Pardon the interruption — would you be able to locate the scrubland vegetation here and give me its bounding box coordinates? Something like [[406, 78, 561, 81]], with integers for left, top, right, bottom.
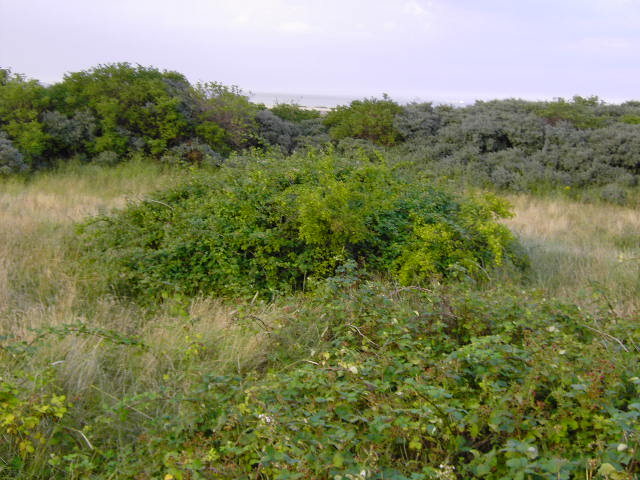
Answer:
[[1, 64, 639, 479]]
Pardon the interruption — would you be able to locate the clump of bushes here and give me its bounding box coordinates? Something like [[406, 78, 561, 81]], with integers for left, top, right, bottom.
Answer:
[[0, 131, 27, 175], [75, 151, 523, 301], [324, 96, 404, 146]]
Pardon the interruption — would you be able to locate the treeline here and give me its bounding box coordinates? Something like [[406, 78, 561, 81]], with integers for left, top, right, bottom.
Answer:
[[0, 63, 331, 174], [2, 63, 640, 201]]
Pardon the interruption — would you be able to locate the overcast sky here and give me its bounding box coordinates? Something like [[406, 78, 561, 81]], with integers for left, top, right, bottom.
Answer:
[[1, 0, 639, 103]]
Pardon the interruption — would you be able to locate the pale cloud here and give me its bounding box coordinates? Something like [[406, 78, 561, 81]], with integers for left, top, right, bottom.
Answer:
[[403, 0, 428, 16], [568, 36, 633, 53], [217, 0, 436, 38], [2, 0, 639, 101], [277, 21, 316, 35], [383, 21, 399, 31]]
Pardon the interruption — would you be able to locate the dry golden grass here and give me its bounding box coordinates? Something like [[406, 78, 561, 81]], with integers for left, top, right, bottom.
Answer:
[[505, 194, 640, 314], [0, 162, 169, 325], [0, 162, 288, 424]]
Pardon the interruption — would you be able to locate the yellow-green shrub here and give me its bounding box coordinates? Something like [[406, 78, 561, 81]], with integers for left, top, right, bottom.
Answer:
[[75, 151, 523, 302]]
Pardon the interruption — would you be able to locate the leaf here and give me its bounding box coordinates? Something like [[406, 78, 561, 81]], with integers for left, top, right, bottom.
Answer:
[[598, 463, 617, 476]]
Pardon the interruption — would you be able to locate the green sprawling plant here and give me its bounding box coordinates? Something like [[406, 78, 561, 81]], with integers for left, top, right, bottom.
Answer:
[[75, 151, 522, 302]]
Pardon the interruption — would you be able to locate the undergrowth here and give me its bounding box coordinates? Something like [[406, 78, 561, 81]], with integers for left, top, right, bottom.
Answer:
[[2, 280, 638, 479], [1, 154, 639, 479]]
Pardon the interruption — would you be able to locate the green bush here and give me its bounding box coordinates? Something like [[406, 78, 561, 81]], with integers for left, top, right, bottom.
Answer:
[[270, 103, 321, 122], [75, 151, 522, 301], [173, 284, 637, 479], [324, 96, 403, 146]]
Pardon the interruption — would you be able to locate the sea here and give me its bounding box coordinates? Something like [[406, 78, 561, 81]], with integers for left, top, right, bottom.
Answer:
[[249, 92, 472, 110]]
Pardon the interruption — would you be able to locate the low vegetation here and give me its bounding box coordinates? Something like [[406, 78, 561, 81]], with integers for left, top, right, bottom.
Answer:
[[1, 63, 639, 479]]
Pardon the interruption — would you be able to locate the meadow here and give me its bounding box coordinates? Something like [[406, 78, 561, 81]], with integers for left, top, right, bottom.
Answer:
[[1, 158, 638, 479]]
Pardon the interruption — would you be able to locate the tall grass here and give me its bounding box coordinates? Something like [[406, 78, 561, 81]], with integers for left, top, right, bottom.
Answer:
[[0, 161, 322, 472], [505, 194, 640, 315], [1, 160, 178, 322]]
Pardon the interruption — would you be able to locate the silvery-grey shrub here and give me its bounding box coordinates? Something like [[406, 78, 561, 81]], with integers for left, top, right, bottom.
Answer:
[[0, 131, 27, 175]]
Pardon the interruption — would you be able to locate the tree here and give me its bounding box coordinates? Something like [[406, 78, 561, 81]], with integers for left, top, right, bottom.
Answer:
[[0, 72, 50, 167], [0, 130, 27, 175], [192, 82, 260, 154], [49, 63, 191, 157]]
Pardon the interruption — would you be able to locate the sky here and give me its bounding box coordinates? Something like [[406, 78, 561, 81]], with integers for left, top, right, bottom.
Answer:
[[1, 0, 639, 103]]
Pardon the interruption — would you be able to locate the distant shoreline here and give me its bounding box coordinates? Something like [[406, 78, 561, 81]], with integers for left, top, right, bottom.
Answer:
[[249, 91, 472, 110]]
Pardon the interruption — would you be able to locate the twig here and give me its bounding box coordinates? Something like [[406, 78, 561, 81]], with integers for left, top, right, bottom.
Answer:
[[62, 426, 94, 450], [584, 325, 629, 352], [250, 291, 260, 305], [346, 323, 379, 347], [245, 315, 269, 331], [90, 385, 155, 421], [146, 199, 173, 210]]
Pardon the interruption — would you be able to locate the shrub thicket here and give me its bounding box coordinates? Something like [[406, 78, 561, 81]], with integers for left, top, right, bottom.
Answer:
[[3, 63, 640, 204], [75, 151, 521, 301], [0, 130, 27, 175], [324, 96, 404, 146]]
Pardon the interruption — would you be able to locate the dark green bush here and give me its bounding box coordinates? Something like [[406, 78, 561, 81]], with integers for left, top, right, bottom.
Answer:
[[393, 102, 441, 140], [159, 139, 222, 166], [324, 97, 403, 146], [255, 110, 299, 153], [75, 151, 522, 301], [270, 103, 321, 122]]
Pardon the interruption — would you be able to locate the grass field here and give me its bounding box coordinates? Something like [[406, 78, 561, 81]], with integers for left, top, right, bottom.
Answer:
[[504, 194, 640, 315]]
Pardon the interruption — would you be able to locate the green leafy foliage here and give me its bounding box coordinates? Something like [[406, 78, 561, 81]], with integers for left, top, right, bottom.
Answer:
[[270, 103, 321, 122], [535, 95, 607, 129], [153, 284, 639, 479], [324, 96, 404, 146], [51, 63, 191, 156], [17, 282, 636, 479], [0, 368, 75, 477], [75, 151, 521, 301], [391, 98, 640, 201], [0, 72, 50, 168], [192, 82, 260, 154]]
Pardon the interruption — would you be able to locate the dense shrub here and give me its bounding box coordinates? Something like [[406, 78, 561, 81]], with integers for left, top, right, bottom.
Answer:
[[270, 102, 321, 122], [42, 109, 97, 158], [0, 130, 27, 175], [30, 283, 636, 479], [192, 82, 260, 154], [160, 139, 222, 166], [51, 63, 192, 156], [324, 97, 404, 146], [162, 284, 638, 479], [255, 110, 300, 153], [392, 98, 640, 201], [393, 102, 441, 140], [75, 152, 522, 301]]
